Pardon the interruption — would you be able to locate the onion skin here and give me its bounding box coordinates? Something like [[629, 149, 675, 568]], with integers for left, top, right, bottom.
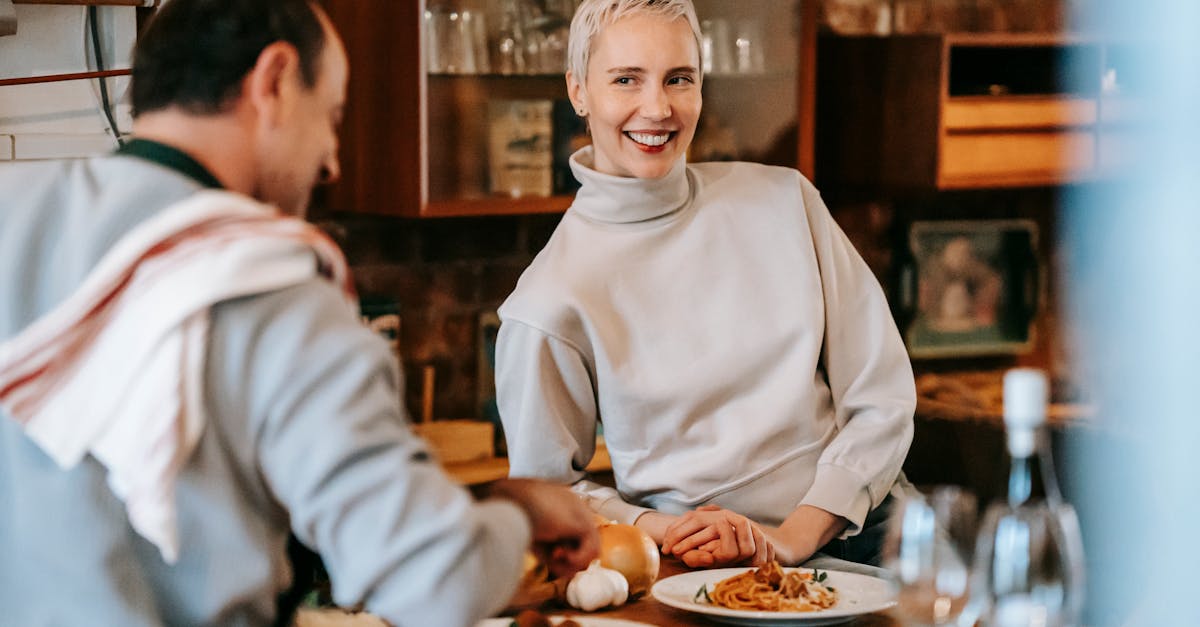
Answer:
[[597, 523, 660, 596]]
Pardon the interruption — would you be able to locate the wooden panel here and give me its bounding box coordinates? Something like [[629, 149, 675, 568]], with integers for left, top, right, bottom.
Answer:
[[796, 0, 818, 178], [944, 97, 1097, 131], [320, 0, 423, 216], [881, 35, 943, 188], [14, 0, 147, 5], [0, 69, 129, 87], [940, 131, 1095, 186], [816, 33, 1126, 191], [817, 34, 944, 191], [424, 195, 573, 218]]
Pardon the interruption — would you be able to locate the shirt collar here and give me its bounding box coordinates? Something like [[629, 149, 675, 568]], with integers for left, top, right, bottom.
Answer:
[[568, 146, 692, 224], [115, 139, 224, 190]]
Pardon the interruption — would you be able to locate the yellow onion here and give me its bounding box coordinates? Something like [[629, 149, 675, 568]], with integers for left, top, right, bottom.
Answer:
[[597, 523, 660, 596]]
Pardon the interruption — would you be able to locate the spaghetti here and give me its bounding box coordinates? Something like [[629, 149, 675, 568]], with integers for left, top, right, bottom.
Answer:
[[704, 561, 839, 612]]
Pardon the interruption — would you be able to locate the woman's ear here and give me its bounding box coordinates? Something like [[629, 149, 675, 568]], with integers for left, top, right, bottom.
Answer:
[[566, 70, 587, 117], [243, 41, 302, 129]]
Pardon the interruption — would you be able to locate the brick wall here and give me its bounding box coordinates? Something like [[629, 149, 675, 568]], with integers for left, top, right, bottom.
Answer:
[[317, 213, 564, 422], [318, 187, 1065, 424]]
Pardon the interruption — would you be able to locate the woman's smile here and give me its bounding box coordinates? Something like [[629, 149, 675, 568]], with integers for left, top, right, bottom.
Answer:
[[626, 130, 675, 151]]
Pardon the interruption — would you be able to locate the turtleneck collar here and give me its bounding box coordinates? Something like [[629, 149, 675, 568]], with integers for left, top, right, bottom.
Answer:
[[568, 146, 692, 224]]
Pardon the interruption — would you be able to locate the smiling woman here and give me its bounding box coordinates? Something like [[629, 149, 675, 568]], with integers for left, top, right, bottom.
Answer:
[[497, 0, 916, 576]]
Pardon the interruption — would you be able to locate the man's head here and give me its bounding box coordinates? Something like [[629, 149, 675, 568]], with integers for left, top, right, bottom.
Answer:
[[131, 0, 347, 216]]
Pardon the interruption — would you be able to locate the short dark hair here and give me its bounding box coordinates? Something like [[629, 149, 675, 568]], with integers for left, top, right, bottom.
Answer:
[[131, 0, 326, 117]]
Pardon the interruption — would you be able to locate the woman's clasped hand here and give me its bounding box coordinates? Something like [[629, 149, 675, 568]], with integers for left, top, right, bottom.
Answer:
[[660, 505, 775, 568]]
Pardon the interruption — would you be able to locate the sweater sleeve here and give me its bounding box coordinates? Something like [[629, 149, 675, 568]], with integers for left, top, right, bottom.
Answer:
[[210, 280, 531, 627], [794, 176, 916, 536], [495, 318, 652, 525]]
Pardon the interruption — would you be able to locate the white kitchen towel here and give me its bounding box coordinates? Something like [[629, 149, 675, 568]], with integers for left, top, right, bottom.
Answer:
[[0, 189, 355, 563]]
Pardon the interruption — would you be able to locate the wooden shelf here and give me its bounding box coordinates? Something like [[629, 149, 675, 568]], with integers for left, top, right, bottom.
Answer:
[[0, 68, 129, 88], [424, 195, 572, 218], [321, 0, 818, 217], [817, 32, 1135, 191], [13, 0, 151, 5], [914, 371, 1093, 427]]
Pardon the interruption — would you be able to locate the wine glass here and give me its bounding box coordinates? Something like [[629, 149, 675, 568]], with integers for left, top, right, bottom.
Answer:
[[882, 486, 979, 626], [970, 502, 1083, 627]]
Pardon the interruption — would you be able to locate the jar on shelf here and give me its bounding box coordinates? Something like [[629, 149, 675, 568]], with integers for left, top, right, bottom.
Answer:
[[893, 0, 974, 34], [821, 0, 891, 36]]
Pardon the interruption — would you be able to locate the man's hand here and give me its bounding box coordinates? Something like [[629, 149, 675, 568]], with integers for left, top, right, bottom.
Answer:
[[486, 478, 599, 578], [660, 505, 775, 568]]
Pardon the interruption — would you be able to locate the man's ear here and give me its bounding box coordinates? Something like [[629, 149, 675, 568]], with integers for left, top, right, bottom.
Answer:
[[242, 41, 302, 128]]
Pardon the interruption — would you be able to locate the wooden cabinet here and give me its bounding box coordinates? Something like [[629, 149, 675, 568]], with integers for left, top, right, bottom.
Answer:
[[816, 33, 1139, 191], [321, 0, 818, 217]]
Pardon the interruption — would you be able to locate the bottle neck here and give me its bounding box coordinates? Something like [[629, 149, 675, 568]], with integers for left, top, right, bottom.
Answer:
[[1007, 427, 1064, 508], [1008, 454, 1033, 508]]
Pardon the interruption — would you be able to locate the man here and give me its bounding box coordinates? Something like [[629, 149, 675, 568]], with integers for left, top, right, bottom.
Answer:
[[0, 1, 597, 625]]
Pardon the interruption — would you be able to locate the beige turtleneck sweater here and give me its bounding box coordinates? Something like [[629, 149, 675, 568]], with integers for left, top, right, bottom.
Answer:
[[497, 147, 914, 536]]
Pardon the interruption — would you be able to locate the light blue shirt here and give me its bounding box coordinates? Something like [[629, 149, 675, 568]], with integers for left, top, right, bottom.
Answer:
[[0, 150, 530, 626]]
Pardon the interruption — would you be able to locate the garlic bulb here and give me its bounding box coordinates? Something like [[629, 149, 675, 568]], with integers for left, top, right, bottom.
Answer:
[[564, 560, 629, 611]]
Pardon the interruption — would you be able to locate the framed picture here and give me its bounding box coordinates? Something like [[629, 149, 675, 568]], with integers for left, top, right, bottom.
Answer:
[[901, 220, 1040, 358]]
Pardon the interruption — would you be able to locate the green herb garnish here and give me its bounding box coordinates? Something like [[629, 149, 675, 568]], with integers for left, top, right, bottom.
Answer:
[[812, 568, 828, 583], [694, 583, 713, 604]]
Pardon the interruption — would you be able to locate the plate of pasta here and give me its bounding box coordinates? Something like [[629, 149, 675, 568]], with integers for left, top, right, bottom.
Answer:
[[650, 561, 894, 626]]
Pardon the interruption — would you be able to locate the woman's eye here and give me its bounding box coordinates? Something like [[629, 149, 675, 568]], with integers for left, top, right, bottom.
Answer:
[[614, 76, 634, 85], [667, 75, 695, 86]]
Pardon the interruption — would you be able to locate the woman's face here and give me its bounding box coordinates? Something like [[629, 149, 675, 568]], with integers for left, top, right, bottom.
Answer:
[[568, 13, 701, 179]]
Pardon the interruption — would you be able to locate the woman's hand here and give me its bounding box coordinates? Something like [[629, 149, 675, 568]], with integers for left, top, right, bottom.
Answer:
[[660, 505, 775, 568]]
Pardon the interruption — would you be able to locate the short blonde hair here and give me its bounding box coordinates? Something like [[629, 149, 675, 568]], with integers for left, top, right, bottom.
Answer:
[[567, 0, 703, 83]]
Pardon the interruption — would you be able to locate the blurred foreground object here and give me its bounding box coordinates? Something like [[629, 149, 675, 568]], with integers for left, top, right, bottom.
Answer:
[[1063, 1, 1200, 625]]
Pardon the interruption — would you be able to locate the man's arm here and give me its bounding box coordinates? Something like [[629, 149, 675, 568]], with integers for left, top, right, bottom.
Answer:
[[209, 280, 589, 625]]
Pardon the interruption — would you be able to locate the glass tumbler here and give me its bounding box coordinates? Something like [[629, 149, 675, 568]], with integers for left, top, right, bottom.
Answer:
[[882, 486, 979, 626]]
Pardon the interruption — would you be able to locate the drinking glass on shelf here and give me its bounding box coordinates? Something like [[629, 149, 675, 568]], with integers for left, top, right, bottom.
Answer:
[[970, 502, 1083, 627], [424, 7, 449, 73], [882, 486, 979, 626], [457, 8, 488, 74], [734, 18, 766, 74], [493, 0, 527, 75], [523, 19, 548, 73], [425, 5, 478, 74], [700, 18, 734, 76], [892, 0, 931, 34], [534, 0, 571, 73], [821, 0, 892, 36]]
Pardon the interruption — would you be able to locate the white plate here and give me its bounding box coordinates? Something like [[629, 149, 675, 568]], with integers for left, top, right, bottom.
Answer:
[[476, 617, 653, 627], [650, 567, 895, 626]]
